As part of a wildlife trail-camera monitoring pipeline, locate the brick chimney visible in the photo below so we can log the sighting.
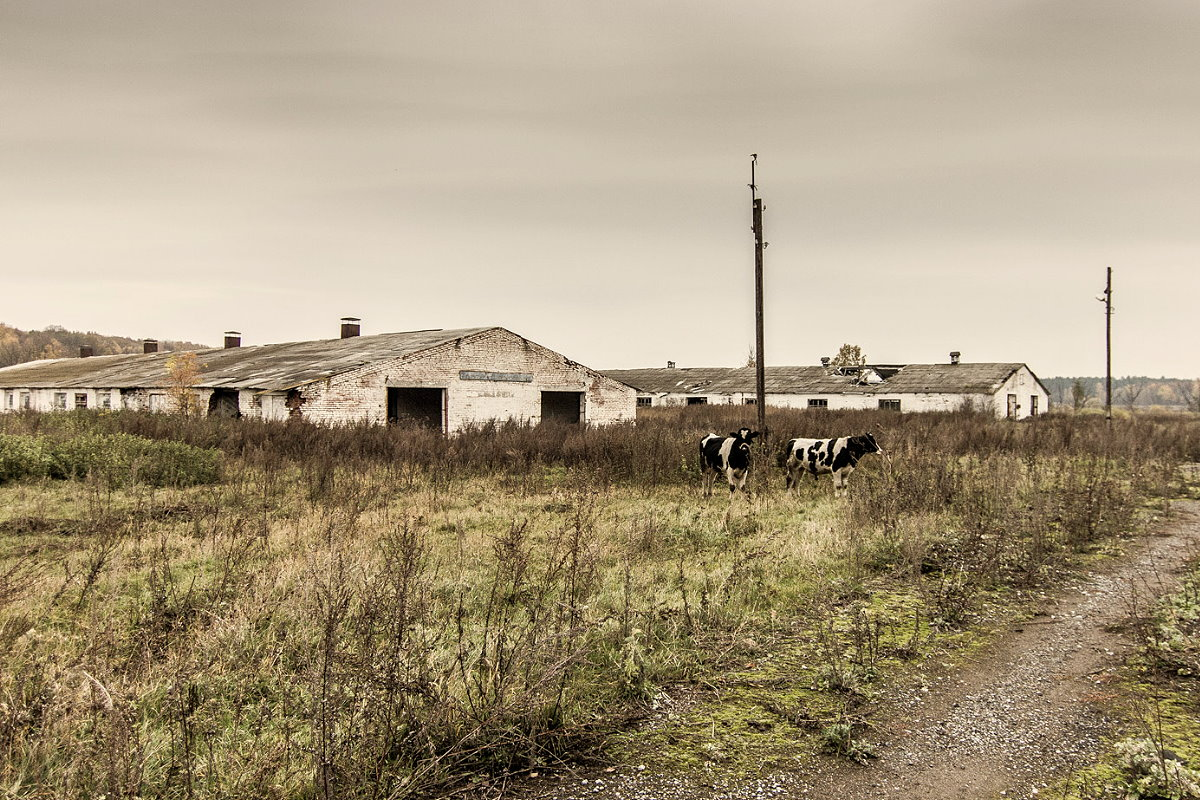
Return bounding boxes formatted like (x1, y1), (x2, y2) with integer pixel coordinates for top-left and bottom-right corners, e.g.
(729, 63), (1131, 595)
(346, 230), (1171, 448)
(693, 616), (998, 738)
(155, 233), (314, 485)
(143, 339), (159, 354)
(79, 345), (94, 358)
(666, 360), (676, 369)
(224, 331), (242, 349)
(821, 356), (831, 368)
(950, 351), (961, 365)
(340, 317), (361, 338)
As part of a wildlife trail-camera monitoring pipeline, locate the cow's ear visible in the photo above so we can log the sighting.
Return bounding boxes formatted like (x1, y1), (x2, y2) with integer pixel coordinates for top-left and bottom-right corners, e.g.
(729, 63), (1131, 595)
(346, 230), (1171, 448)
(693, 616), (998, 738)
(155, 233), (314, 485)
(747, 430), (760, 440)
(728, 432), (740, 438)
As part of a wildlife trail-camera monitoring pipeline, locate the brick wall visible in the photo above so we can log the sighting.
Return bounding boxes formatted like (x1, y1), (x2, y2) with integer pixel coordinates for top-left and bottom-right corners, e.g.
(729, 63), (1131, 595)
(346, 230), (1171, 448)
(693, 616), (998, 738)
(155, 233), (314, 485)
(297, 328), (635, 430)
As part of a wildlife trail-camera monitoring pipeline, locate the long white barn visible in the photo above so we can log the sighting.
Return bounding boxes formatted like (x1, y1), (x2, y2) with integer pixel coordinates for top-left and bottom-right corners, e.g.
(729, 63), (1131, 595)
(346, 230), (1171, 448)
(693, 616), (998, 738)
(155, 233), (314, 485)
(0, 322), (636, 432)
(604, 357), (1049, 420)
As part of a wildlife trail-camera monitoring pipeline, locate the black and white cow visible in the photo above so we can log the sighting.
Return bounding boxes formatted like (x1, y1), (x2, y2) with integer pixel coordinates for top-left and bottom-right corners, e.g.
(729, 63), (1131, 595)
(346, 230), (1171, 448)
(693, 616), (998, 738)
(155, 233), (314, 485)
(782, 432), (883, 493)
(699, 427), (761, 497)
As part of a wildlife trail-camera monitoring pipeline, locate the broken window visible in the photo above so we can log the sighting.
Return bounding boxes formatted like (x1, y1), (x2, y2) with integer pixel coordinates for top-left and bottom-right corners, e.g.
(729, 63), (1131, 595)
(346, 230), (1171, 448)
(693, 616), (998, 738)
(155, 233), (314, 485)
(387, 387), (445, 430)
(53, 393), (67, 410)
(636, 397), (652, 407)
(686, 397), (708, 406)
(541, 391), (583, 424)
(808, 398), (828, 408)
(75, 393), (88, 409)
(879, 399), (901, 411)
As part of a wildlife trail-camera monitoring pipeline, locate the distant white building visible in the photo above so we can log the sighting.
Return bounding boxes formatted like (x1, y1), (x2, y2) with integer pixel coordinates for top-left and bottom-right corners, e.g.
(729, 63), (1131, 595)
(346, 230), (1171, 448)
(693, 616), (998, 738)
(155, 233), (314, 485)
(0, 321), (636, 432)
(604, 354), (1049, 420)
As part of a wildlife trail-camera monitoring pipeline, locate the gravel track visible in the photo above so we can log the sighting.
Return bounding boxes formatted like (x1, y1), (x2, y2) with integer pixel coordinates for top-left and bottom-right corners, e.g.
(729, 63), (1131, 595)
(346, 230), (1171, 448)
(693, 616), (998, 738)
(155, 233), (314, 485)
(506, 500), (1200, 800)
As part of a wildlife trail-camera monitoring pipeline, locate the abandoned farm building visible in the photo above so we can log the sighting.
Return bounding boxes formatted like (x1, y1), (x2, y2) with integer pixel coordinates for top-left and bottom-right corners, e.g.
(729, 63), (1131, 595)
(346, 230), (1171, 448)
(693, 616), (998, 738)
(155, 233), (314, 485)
(603, 357), (1049, 420)
(0, 323), (636, 431)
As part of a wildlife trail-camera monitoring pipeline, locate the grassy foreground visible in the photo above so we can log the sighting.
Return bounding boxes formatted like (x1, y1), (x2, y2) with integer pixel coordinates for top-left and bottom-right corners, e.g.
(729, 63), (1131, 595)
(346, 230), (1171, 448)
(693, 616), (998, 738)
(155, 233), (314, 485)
(1, 408), (1198, 799)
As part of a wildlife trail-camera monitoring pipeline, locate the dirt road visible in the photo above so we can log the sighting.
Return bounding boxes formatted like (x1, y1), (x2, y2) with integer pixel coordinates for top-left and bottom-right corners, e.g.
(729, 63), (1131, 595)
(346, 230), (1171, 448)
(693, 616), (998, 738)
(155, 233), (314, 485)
(515, 500), (1200, 800)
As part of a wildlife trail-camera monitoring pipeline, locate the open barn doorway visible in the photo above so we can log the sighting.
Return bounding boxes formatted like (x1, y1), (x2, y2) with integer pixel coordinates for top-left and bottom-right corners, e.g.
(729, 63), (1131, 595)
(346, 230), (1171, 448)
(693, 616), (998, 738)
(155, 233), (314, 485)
(541, 391), (583, 425)
(387, 387), (445, 430)
(208, 389), (240, 418)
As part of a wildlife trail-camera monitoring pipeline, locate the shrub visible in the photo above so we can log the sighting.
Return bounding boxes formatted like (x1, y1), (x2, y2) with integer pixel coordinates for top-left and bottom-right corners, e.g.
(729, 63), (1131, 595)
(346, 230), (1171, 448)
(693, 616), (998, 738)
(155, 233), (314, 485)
(48, 432), (222, 488)
(0, 434), (53, 484)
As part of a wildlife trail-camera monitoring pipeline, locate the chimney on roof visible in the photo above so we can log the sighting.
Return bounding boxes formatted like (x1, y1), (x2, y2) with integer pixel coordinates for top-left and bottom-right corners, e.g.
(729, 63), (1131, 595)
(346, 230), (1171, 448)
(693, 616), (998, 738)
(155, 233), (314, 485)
(79, 345), (93, 358)
(340, 317), (361, 338)
(143, 339), (159, 354)
(950, 351), (961, 365)
(666, 360), (676, 369)
(820, 356), (831, 368)
(224, 331), (241, 349)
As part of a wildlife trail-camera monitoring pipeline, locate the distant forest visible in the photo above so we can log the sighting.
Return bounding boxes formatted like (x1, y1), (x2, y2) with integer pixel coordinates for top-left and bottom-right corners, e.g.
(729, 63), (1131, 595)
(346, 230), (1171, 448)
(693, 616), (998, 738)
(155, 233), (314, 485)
(0, 323), (209, 369)
(1041, 375), (1200, 412)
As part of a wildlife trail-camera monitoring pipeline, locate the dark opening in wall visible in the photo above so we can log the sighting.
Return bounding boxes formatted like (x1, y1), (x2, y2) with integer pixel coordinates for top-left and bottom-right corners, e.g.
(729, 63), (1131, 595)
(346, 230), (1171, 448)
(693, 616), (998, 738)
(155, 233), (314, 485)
(388, 387), (445, 430)
(208, 388), (241, 418)
(541, 391), (583, 424)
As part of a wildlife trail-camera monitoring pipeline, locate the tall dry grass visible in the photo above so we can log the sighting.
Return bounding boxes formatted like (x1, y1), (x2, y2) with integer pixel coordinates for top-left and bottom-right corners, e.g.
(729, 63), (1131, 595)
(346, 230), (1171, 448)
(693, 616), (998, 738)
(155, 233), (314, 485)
(0, 407), (1196, 798)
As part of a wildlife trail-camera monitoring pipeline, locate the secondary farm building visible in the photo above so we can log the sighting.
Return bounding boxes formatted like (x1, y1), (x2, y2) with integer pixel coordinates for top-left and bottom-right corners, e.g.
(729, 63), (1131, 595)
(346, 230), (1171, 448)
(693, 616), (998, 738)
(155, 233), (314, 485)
(0, 322), (635, 431)
(604, 355), (1049, 420)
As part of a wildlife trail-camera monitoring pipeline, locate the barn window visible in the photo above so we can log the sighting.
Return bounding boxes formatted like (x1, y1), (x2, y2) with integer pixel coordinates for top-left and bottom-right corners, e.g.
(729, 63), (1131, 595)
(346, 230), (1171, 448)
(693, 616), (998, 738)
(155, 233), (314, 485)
(4, 391), (12, 409)
(74, 393), (88, 409)
(807, 398), (828, 408)
(743, 398), (756, 405)
(388, 387), (445, 430)
(541, 391), (583, 424)
(636, 397), (652, 407)
(879, 399), (901, 411)
(53, 393), (67, 410)
(101, 393), (112, 410)
(686, 397), (708, 406)
(21, 393), (31, 409)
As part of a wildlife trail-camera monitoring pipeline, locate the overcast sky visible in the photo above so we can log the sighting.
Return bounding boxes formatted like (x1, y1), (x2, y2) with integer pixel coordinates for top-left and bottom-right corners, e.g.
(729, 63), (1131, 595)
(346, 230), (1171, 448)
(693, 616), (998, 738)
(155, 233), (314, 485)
(3, 1), (1197, 377)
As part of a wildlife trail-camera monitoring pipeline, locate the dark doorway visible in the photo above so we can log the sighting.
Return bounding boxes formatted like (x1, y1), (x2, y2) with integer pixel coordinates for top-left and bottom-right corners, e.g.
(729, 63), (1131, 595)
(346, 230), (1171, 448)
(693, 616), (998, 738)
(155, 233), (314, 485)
(208, 388), (240, 418)
(541, 391), (583, 424)
(388, 387), (445, 430)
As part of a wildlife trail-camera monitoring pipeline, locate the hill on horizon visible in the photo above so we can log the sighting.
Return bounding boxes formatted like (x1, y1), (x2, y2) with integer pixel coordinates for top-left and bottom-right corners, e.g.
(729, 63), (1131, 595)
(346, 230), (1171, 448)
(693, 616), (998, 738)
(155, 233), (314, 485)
(0, 323), (210, 369)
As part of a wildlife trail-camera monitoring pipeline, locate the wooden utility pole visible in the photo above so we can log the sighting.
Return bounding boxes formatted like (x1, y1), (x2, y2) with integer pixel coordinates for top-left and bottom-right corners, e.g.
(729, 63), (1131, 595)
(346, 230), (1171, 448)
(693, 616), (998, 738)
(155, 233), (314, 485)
(1103, 267), (1113, 423)
(750, 155), (766, 436)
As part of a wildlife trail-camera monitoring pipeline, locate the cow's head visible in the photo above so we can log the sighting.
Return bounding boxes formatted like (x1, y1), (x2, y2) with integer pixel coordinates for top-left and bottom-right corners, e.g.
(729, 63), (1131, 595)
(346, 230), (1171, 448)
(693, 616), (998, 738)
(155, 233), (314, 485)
(731, 427), (760, 443)
(858, 431), (883, 455)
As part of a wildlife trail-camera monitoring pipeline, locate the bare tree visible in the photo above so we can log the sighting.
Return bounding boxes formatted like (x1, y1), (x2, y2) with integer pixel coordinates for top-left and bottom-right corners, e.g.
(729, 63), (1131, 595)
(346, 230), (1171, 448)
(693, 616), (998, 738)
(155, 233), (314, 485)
(1178, 379), (1200, 413)
(1116, 378), (1149, 412)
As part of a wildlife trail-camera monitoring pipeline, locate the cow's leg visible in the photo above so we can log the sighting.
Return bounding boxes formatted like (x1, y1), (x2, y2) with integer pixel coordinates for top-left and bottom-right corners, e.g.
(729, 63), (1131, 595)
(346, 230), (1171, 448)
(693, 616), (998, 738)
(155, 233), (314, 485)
(785, 467), (795, 495)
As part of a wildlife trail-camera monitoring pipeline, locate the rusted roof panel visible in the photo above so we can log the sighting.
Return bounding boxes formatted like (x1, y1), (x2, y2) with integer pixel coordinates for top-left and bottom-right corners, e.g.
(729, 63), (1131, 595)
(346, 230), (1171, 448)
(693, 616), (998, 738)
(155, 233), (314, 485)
(0, 327), (495, 390)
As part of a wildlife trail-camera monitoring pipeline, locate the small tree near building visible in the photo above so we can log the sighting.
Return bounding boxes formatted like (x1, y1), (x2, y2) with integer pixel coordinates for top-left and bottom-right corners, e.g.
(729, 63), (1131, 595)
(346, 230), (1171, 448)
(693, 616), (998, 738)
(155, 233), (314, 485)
(1071, 379), (1094, 412)
(830, 344), (866, 367)
(166, 353), (203, 416)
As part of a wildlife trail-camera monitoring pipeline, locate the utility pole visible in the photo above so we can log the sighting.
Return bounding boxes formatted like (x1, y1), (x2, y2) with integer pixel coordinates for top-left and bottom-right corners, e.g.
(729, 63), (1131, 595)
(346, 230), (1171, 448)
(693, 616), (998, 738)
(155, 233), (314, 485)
(750, 155), (766, 436)
(1101, 267), (1113, 423)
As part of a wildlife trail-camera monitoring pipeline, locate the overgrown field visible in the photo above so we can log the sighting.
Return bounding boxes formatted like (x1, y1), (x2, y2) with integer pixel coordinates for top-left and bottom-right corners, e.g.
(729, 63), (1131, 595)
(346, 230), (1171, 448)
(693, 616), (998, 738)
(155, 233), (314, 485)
(1, 408), (1198, 799)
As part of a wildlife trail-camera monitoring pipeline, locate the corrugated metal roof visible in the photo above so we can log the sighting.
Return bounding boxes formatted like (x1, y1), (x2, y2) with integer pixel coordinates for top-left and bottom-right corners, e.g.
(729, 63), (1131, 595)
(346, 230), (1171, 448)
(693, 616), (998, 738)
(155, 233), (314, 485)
(0, 327), (496, 390)
(602, 363), (1029, 396)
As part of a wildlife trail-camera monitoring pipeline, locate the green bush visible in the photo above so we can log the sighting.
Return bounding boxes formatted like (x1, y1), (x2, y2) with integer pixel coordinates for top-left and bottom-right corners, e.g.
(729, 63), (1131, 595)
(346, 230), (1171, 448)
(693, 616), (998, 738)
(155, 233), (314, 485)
(48, 432), (222, 488)
(0, 434), (54, 484)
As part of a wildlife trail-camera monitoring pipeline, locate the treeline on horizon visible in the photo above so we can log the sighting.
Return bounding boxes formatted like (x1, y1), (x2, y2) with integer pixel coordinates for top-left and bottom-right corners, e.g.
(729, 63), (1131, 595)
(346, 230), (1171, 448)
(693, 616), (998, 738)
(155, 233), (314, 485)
(1041, 375), (1200, 411)
(0, 323), (208, 368)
